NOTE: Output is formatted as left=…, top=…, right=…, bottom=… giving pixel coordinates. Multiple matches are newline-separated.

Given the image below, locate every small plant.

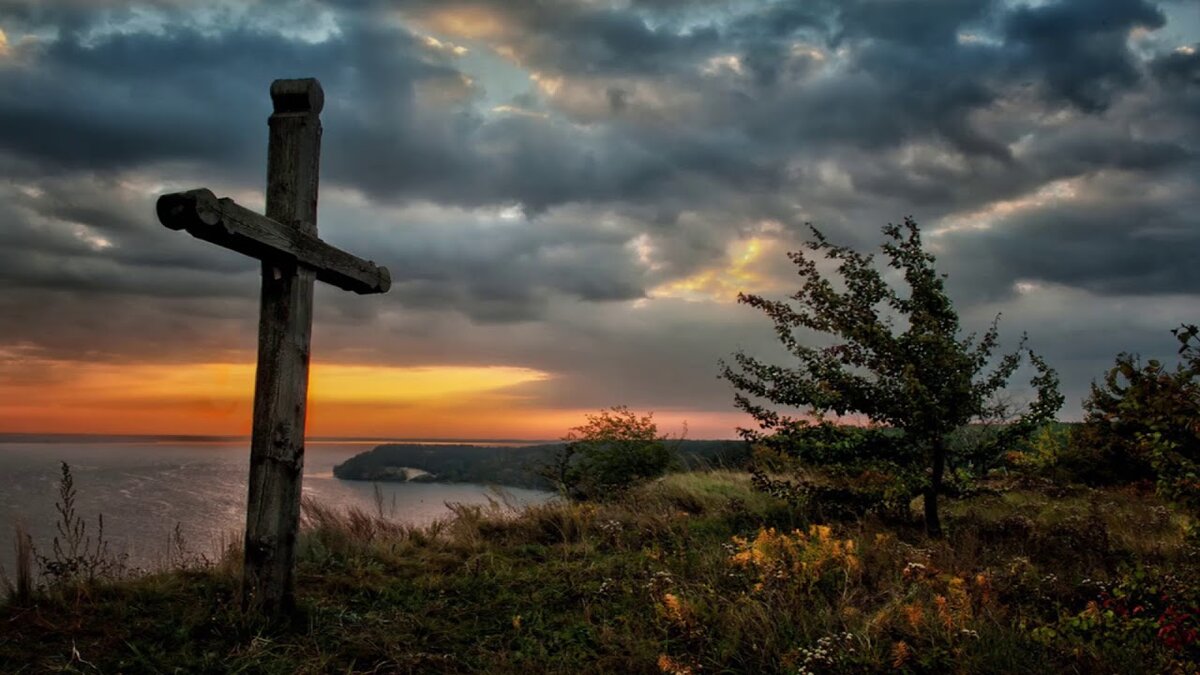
left=37, top=462, right=124, bottom=585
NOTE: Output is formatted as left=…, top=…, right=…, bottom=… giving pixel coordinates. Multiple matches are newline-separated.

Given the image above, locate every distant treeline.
left=332, top=440, right=750, bottom=490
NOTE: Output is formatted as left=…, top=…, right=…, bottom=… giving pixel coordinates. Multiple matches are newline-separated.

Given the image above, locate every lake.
left=0, top=438, right=552, bottom=572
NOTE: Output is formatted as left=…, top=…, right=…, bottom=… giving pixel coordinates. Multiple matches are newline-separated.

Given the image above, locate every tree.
left=1076, top=325, right=1200, bottom=509
left=721, top=219, right=1063, bottom=536
left=544, top=406, right=673, bottom=500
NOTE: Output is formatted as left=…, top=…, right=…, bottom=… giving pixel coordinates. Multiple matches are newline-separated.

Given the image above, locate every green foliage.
left=1076, top=325, right=1200, bottom=508
left=748, top=423, right=920, bottom=520
left=722, top=219, right=1063, bottom=536
left=545, top=406, right=675, bottom=500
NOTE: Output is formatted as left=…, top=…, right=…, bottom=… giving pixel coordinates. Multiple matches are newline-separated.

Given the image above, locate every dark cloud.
left=1150, top=43, right=1200, bottom=85
left=1003, top=0, right=1165, bottom=111
left=838, top=0, right=996, bottom=47
left=943, top=191, right=1200, bottom=299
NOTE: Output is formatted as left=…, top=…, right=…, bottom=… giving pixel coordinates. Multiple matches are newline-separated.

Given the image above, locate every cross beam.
left=155, top=78, right=390, bottom=618
left=156, top=189, right=391, bottom=295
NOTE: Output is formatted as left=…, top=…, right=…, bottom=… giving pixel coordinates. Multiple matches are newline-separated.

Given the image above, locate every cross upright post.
left=155, top=78, right=390, bottom=618
left=244, top=78, right=322, bottom=617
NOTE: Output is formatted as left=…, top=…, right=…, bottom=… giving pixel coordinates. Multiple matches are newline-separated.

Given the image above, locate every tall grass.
left=1, top=524, right=33, bottom=604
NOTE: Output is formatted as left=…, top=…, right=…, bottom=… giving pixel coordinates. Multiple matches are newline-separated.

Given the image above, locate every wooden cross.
left=155, top=78, right=390, bottom=617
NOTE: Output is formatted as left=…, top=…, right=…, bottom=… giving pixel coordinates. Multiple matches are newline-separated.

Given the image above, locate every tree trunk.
left=924, top=437, right=946, bottom=538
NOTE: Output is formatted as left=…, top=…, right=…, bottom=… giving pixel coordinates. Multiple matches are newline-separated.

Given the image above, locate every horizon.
left=1, top=0, right=1197, bottom=439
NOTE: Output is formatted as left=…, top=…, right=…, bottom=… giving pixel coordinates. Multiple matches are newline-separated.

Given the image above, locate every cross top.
left=270, top=78, right=324, bottom=115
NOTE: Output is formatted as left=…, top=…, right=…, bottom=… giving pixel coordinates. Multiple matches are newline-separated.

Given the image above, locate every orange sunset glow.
left=0, top=356, right=548, bottom=437
left=0, top=354, right=746, bottom=439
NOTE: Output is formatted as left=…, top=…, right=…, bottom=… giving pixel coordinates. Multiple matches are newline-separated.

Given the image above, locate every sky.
left=0, top=0, right=1196, bottom=440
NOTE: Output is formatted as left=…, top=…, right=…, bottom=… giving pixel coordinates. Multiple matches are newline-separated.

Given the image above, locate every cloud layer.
left=0, top=0, right=1197, bottom=436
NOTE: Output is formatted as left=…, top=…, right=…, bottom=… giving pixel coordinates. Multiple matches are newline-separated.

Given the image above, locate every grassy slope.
left=0, top=472, right=1194, bottom=674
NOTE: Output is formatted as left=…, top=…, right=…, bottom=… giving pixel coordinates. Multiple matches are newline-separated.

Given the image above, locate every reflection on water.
left=0, top=440, right=551, bottom=568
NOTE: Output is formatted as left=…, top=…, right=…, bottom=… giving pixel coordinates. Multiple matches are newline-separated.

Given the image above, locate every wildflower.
left=973, top=572, right=994, bottom=605
left=657, top=654, right=693, bottom=675
left=511, top=615, right=521, bottom=630
left=660, top=593, right=687, bottom=624
left=935, top=594, right=953, bottom=629
left=902, top=561, right=928, bottom=579
left=903, top=602, right=924, bottom=630
left=891, top=641, right=912, bottom=668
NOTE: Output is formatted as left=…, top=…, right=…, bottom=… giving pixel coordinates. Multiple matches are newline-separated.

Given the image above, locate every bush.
left=1075, top=325, right=1200, bottom=504
left=542, top=406, right=675, bottom=500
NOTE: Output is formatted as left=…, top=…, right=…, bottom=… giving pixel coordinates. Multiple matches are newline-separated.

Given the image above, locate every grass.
left=1, top=470, right=1197, bottom=673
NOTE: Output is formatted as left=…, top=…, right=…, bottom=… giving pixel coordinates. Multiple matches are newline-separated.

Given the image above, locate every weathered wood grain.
left=156, top=189, right=391, bottom=295
left=155, top=77, right=389, bottom=618
left=239, top=77, right=324, bottom=618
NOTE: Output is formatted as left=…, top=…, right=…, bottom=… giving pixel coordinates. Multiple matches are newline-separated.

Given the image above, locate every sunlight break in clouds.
left=652, top=235, right=781, bottom=303
left=931, top=179, right=1083, bottom=237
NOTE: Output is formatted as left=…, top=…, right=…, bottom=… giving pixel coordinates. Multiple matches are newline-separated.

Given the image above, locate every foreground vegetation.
left=2, top=468, right=1197, bottom=673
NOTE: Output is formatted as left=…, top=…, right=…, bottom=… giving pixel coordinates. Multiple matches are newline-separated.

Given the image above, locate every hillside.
left=332, top=440, right=750, bottom=489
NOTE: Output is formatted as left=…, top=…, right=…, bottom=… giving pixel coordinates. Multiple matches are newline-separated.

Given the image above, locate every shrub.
left=543, top=406, right=674, bottom=500
left=1076, top=325, right=1200, bottom=504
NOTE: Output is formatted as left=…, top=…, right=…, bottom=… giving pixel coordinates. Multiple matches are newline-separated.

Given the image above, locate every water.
left=0, top=439, right=551, bottom=570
